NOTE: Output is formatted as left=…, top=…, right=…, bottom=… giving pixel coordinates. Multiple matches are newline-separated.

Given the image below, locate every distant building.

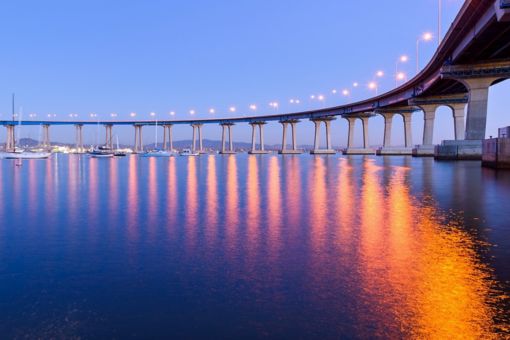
left=498, top=126, right=510, bottom=138
left=483, top=126, right=510, bottom=169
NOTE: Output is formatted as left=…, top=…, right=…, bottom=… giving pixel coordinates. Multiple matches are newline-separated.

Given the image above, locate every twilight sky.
left=0, top=0, right=508, bottom=147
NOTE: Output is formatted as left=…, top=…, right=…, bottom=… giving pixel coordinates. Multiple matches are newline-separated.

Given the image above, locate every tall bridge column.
left=402, top=112, right=413, bottom=148
left=75, top=124, right=84, bottom=153
left=161, top=124, right=174, bottom=151
left=42, top=124, right=51, bottom=149
left=4, top=125, right=15, bottom=152
left=461, top=77, right=498, bottom=141
left=104, top=125, right=113, bottom=149
left=420, top=105, right=437, bottom=146
left=249, top=122, right=268, bottom=154
left=310, top=117, right=336, bottom=155
left=342, top=115, right=375, bottom=155
left=382, top=113, right=394, bottom=148
left=452, top=103, right=466, bottom=141
left=411, top=105, right=437, bottom=157
left=133, top=125, right=143, bottom=153
left=220, top=123, right=235, bottom=154
left=345, top=117, right=356, bottom=148
left=279, top=119, right=302, bottom=154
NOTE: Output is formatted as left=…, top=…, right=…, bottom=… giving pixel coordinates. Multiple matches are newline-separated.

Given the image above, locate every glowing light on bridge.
left=397, top=72, right=407, bottom=81
left=189, top=110, right=196, bottom=115
left=169, top=111, right=175, bottom=116
left=149, top=112, right=156, bottom=117
left=249, top=104, right=257, bottom=111
left=209, top=108, right=215, bottom=114
left=229, top=106, right=236, bottom=113
left=353, top=82, right=359, bottom=88
left=416, top=32, right=434, bottom=73
left=130, top=112, right=136, bottom=117
left=376, top=70, right=384, bottom=78
left=342, top=89, right=350, bottom=96
left=269, top=102, right=279, bottom=110
left=368, top=82, right=378, bottom=95
left=331, top=89, right=337, bottom=94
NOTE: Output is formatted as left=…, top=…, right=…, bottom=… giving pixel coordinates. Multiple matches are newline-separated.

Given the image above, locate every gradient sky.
left=0, top=0, right=508, bottom=147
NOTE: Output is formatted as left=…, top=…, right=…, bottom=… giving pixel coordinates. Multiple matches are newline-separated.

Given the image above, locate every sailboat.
left=1, top=95, right=51, bottom=160
left=114, top=135, right=127, bottom=157
left=142, top=119, right=174, bottom=157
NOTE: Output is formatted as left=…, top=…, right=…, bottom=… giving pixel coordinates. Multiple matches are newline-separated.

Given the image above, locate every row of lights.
left=15, top=32, right=435, bottom=120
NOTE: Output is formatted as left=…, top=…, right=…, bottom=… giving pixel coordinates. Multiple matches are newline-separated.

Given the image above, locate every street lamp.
left=189, top=110, right=196, bottom=115
left=229, top=106, right=236, bottom=113
left=416, top=32, right=433, bottom=73
left=130, top=112, right=137, bottom=118
left=368, top=81, right=378, bottom=96
left=317, top=94, right=325, bottom=107
left=169, top=111, right=175, bottom=116
left=395, top=55, right=409, bottom=86
left=209, top=108, right=215, bottom=114
left=249, top=104, right=257, bottom=111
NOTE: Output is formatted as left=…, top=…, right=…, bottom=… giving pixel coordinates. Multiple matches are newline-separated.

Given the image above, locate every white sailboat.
left=142, top=118, right=175, bottom=157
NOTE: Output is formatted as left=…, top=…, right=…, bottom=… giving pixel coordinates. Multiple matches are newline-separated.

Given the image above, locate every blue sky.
left=0, top=0, right=508, bottom=146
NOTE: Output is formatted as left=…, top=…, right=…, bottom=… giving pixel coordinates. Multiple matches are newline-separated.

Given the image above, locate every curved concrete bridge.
left=3, top=0, right=510, bottom=158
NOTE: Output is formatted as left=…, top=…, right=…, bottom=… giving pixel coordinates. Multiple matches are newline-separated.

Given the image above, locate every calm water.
left=0, top=154, right=509, bottom=338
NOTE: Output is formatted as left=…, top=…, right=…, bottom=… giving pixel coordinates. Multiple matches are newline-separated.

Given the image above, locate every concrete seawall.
left=482, top=138, right=510, bottom=169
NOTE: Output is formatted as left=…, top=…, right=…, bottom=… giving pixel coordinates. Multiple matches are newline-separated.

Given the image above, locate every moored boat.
left=142, top=149, right=175, bottom=157
left=2, top=151, right=51, bottom=159
left=179, top=148, right=199, bottom=156
left=89, top=146, right=114, bottom=158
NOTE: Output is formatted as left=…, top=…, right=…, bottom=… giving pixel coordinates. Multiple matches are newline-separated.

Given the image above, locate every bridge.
left=3, top=0, right=510, bottom=158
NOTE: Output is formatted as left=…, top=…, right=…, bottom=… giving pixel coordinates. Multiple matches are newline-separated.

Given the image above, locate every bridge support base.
left=342, top=148, right=375, bottom=155
left=434, top=140, right=482, bottom=160
left=248, top=150, right=269, bottom=155
left=412, top=145, right=435, bottom=157
left=278, top=149, right=303, bottom=154
left=376, top=147, right=413, bottom=155
left=310, top=149, right=336, bottom=155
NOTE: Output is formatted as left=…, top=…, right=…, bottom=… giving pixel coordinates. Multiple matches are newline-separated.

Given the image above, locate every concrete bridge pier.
left=42, top=124, right=51, bottom=149
left=220, top=123, right=235, bottom=154
left=249, top=122, right=269, bottom=154
left=75, top=124, right=84, bottom=153
left=104, top=125, right=113, bottom=149
left=191, top=123, right=205, bottom=154
left=133, top=125, right=144, bottom=153
left=436, top=62, right=508, bottom=160
left=310, top=117, right=336, bottom=155
left=4, top=125, right=15, bottom=152
left=342, top=115, right=375, bottom=155
left=377, top=109, right=415, bottom=155
left=279, top=119, right=302, bottom=154
left=413, top=105, right=437, bottom=156
left=163, top=124, right=174, bottom=151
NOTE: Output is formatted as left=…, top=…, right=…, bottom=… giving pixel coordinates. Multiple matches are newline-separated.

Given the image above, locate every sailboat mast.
left=12, top=93, right=16, bottom=150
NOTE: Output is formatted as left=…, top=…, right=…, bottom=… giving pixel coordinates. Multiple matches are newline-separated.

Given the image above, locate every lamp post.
left=368, top=82, right=378, bottom=96
left=416, top=32, right=433, bottom=73
left=395, top=55, right=408, bottom=87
